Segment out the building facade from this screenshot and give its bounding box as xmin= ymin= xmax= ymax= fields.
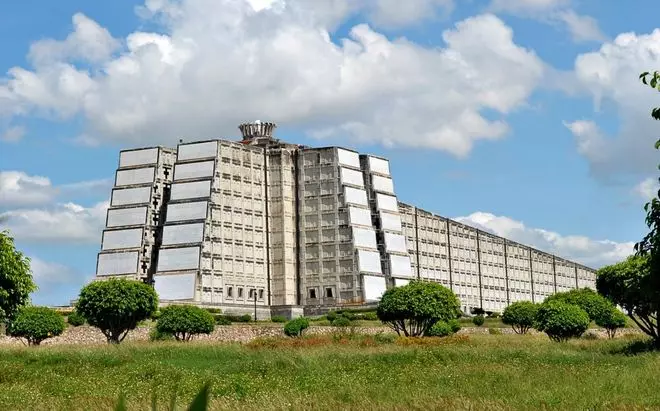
xmin=95 ymin=121 xmax=597 ymax=318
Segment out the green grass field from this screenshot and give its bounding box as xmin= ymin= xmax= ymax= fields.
xmin=0 ymin=333 xmax=658 ymax=410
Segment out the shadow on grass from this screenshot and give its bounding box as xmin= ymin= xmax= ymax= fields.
xmin=610 ymin=338 xmax=660 ymax=356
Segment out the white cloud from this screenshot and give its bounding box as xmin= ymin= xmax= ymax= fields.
xmin=1 ymin=126 xmax=26 ymax=142
xmin=567 ymin=29 xmax=660 ymax=178
xmin=455 ymin=211 xmax=634 ymax=268
xmin=489 ymin=0 xmax=605 ymax=44
xmin=0 ymin=201 xmax=108 ymax=244
xmin=0 ymin=170 xmax=111 ymax=208
xmin=0 ymin=1 xmax=544 ymax=157
xmin=633 ymin=177 xmax=659 ymax=200
xmin=367 ymin=0 xmax=454 ymax=27
xmin=30 ymin=258 xmax=78 ymax=285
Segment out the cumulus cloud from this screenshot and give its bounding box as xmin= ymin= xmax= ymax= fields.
xmin=566 ymin=30 xmax=660 ymax=178
xmin=1 ymin=126 xmax=25 ymax=142
xmin=633 ymin=177 xmax=660 ymax=200
xmin=0 ymin=0 xmax=544 ymax=157
xmin=455 ymin=211 xmax=634 ymax=268
xmin=0 ymin=170 xmax=111 ymax=208
xmin=490 ymin=0 xmax=605 ymax=43
xmin=30 ymin=258 xmax=78 ymax=285
xmin=0 ymin=201 xmax=109 ymax=244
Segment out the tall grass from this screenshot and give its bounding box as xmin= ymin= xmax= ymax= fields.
xmin=0 ymin=334 xmax=658 ymax=410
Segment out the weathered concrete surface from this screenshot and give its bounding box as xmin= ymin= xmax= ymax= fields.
xmin=0 ymin=324 xmax=642 ymax=347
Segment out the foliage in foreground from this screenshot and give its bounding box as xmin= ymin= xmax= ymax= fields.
xmin=535 ymin=301 xmax=590 ymax=342
xmin=0 ymin=231 xmax=37 ymax=324
xmin=376 ymin=280 xmax=461 ymax=337
xmin=544 ymin=288 xmax=613 ymax=323
xmin=597 ymin=255 xmax=659 ymax=345
xmin=115 ymin=383 xmax=210 ymax=411
xmin=502 ymin=301 xmax=538 ymax=334
xmin=284 ymin=317 xmax=310 ymax=337
xmin=156 ymin=305 xmax=215 ymax=342
xmin=7 ymin=306 xmax=65 ymax=345
xmin=76 ymin=278 xmax=158 ymax=344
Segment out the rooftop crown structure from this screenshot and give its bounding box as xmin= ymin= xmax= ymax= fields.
xmin=95 ymin=121 xmax=597 ymax=319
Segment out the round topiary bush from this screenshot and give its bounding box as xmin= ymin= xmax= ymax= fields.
xmin=502 ymin=301 xmax=539 ymax=334
xmin=332 ymin=316 xmax=351 ymax=327
xmin=448 ymin=319 xmax=461 ymax=334
xmin=284 ymin=317 xmax=310 ymax=337
xmin=7 ymin=306 xmax=66 ymax=346
xmin=361 ymin=312 xmax=379 ymax=321
xmin=472 ymin=315 xmax=485 ymax=327
xmin=535 ymin=301 xmax=590 ymax=342
xmin=76 ymin=278 xmax=158 ymax=344
xmin=67 ymin=310 xmax=85 ymax=327
xmin=156 ymin=305 xmax=215 ymax=342
xmin=425 ymin=321 xmax=453 ymax=337
xmin=544 ymin=288 xmax=612 ymax=324
xmin=326 ymin=311 xmax=338 ymax=322
xmin=597 ymin=307 xmax=627 ymax=339
xmin=377 ymin=280 xmax=461 ymax=337
xmin=271 ymin=315 xmax=287 ymax=323
xmin=216 ymin=316 xmax=232 ymax=326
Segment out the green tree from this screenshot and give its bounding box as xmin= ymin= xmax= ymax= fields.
xmin=598 ymin=307 xmax=627 ymax=339
xmin=0 ymin=231 xmax=37 ymax=324
xmin=544 ymin=288 xmax=614 ymax=324
xmin=502 ymin=301 xmax=539 ymax=334
xmin=535 ymin=301 xmax=590 ymax=342
xmin=284 ymin=317 xmax=310 ymax=337
xmin=76 ymin=278 xmax=158 ymax=344
xmin=376 ymin=280 xmax=461 ymax=337
xmin=156 ymin=305 xmax=215 ymax=341
xmin=7 ymin=306 xmax=65 ymax=346
xmin=597 ymin=255 xmax=659 ymax=343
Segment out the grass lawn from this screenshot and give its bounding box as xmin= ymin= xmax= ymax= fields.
xmin=0 ymin=333 xmax=658 ymax=410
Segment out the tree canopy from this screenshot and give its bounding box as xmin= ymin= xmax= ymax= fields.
xmin=0 ymin=231 xmax=37 ymax=324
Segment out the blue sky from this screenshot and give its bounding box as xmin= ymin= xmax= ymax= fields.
xmin=1 ymin=0 xmax=659 ymax=306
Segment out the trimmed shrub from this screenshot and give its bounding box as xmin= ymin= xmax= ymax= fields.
xmin=271 ymin=315 xmax=287 ymax=323
xmin=284 ymin=317 xmax=310 ymax=337
xmin=76 ymin=278 xmax=158 ymax=344
xmin=544 ymin=288 xmax=613 ymax=324
xmin=341 ymin=311 xmax=357 ymax=321
xmin=535 ymin=301 xmax=590 ymax=342
xmin=7 ymin=306 xmax=65 ymax=346
xmin=215 ymin=316 xmax=232 ymax=326
xmin=377 ymin=280 xmax=461 ymax=337
xmin=156 ymin=305 xmax=215 ymax=342
xmin=332 ymin=316 xmax=352 ymax=327
xmin=502 ymin=301 xmax=539 ymax=334
xmin=598 ymin=307 xmax=627 ymax=339
xmin=426 ymin=321 xmax=453 ymax=337
xmin=488 ymin=328 xmax=502 ymax=335
xmin=326 ymin=311 xmax=338 ymax=322
xmin=448 ymin=319 xmax=461 ymax=334
xmin=67 ymin=311 xmax=85 ymax=327
xmin=239 ymin=314 xmax=252 ymax=322
xmin=205 ymin=308 xmax=222 ymax=314
xmin=472 ymin=315 xmax=485 ymax=327
xmin=360 ymin=312 xmax=379 ymax=321
xmin=149 ymin=327 xmax=174 ymax=341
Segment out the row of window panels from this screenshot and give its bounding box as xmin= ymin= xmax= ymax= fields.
xmin=303 ymin=261 xmax=358 ymax=275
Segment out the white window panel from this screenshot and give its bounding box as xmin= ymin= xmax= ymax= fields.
xmin=106 ymin=207 xmax=147 ymax=227
xmin=177 ymin=141 xmax=219 ymax=160
xmin=162 ymin=223 xmax=205 ymax=245
xmin=352 ymin=227 xmax=377 ymax=249
xmin=340 ymin=167 xmax=364 ymax=187
xmin=157 ymin=246 xmax=200 ymax=271
xmin=170 ymin=180 xmax=211 ymax=200
xmin=115 ymin=167 xmax=155 ymax=186
xmin=376 ymin=193 xmax=398 ymax=212
xmin=101 ymin=228 xmax=143 ymax=250
xmin=363 ymin=275 xmax=387 ymax=302
xmin=390 ymin=254 xmax=413 ymax=278
xmin=173 ymin=161 xmax=215 ymax=181
xmin=349 ymin=207 xmax=372 ymax=227
xmin=155 ymin=273 xmax=196 ymax=300
xmin=344 ymin=186 xmax=368 ymax=206
xmin=96 ymin=252 xmax=139 ymax=276
xmin=337 ymin=148 xmax=360 ymax=168
xmin=358 ymin=250 xmax=382 ymax=274
xmin=380 ymin=212 xmax=402 ymax=232
xmin=119 ymin=148 xmax=159 ymax=167
xmin=368 ymin=156 xmax=390 ymax=175
xmin=166 ymin=201 xmax=208 ymax=222
xmin=384 ymin=233 xmax=407 ymax=253
xmin=111 ymin=187 xmax=152 ymax=206
xmin=371 ymin=175 xmax=394 ymax=194
xmin=394 ymin=278 xmax=410 ymax=287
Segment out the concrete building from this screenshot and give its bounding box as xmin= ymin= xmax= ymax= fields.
xmin=95 ymin=121 xmax=597 ymax=318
